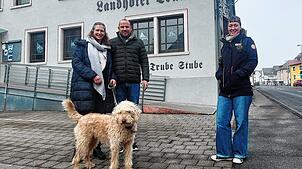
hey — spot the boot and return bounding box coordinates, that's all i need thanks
[93,144,106,160]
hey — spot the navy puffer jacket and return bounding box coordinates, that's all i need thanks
[110,33,149,83]
[70,40,113,113]
[215,30,258,98]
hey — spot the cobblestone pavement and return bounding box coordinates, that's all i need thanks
[0,111,233,169]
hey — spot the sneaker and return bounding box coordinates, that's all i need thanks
[232,158,243,164]
[210,155,232,162]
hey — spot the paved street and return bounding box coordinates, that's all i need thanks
[0,110,232,169]
[257,86,302,117]
[235,89,302,169]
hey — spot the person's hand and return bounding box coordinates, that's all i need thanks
[109,79,116,88]
[93,75,102,84]
[141,80,148,91]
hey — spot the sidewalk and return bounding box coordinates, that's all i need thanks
[0,103,234,169]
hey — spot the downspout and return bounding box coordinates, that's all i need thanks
[214,0,222,96]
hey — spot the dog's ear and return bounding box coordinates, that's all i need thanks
[112,105,122,115]
[133,105,142,118]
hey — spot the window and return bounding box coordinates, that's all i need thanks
[132,19,154,53]
[11,0,31,9]
[58,23,84,62]
[25,27,48,64]
[159,15,184,53]
[63,28,81,60]
[0,0,3,11]
[15,0,30,5]
[293,66,296,71]
[29,32,45,63]
[126,9,188,56]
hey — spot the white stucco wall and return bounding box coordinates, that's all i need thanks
[0,0,219,105]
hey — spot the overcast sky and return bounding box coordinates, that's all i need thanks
[235,0,302,70]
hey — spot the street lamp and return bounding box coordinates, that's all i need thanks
[297,44,302,53]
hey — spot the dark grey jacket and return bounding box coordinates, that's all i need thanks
[110,33,149,83]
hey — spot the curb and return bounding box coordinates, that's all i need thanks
[142,104,216,115]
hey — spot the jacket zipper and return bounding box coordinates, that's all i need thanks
[222,67,225,88]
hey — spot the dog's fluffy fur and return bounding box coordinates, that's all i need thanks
[62,99,141,169]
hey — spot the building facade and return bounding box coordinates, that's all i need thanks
[0,0,234,106]
[289,62,302,86]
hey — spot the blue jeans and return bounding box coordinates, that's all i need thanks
[116,82,140,104]
[216,96,252,159]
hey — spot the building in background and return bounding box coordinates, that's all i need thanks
[288,53,302,86]
[250,70,262,86]
[275,62,290,86]
[261,68,277,85]
[0,0,235,106]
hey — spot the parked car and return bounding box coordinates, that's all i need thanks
[293,80,302,87]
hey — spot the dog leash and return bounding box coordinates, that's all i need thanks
[141,84,145,113]
[108,83,118,106]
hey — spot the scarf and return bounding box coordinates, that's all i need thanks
[86,37,111,100]
[225,34,238,42]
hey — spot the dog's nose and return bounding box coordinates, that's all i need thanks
[122,119,126,123]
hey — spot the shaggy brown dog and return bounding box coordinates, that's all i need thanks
[62,99,141,169]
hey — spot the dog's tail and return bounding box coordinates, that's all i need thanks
[62,99,82,123]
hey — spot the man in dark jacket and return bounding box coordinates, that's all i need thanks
[211,16,258,164]
[110,19,150,151]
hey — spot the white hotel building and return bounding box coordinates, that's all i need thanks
[0,0,235,106]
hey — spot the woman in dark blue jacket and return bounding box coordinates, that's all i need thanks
[70,22,115,159]
[211,16,258,164]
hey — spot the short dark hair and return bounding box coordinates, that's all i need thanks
[118,18,132,28]
[228,16,241,25]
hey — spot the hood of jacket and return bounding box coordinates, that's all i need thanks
[74,39,88,47]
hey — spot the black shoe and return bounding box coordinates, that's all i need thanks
[132,143,138,151]
[119,147,124,153]
[93,147,106,160]
[119,143,138,153]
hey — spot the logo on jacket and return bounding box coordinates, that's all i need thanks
[251,44,256,50]
[235,43,243,51]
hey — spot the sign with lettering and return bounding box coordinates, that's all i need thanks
[150,60,203,72]
[2,40,21,62]
[97,0,182,12]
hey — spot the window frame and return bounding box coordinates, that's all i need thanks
[0,0,3,11]
[126,9,189,57]
[11,0,31,9]
[24,27,48,64]
[158,14,184,53]
[58,22,84,63]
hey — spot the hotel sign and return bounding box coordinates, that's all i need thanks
[97,0,182,12]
